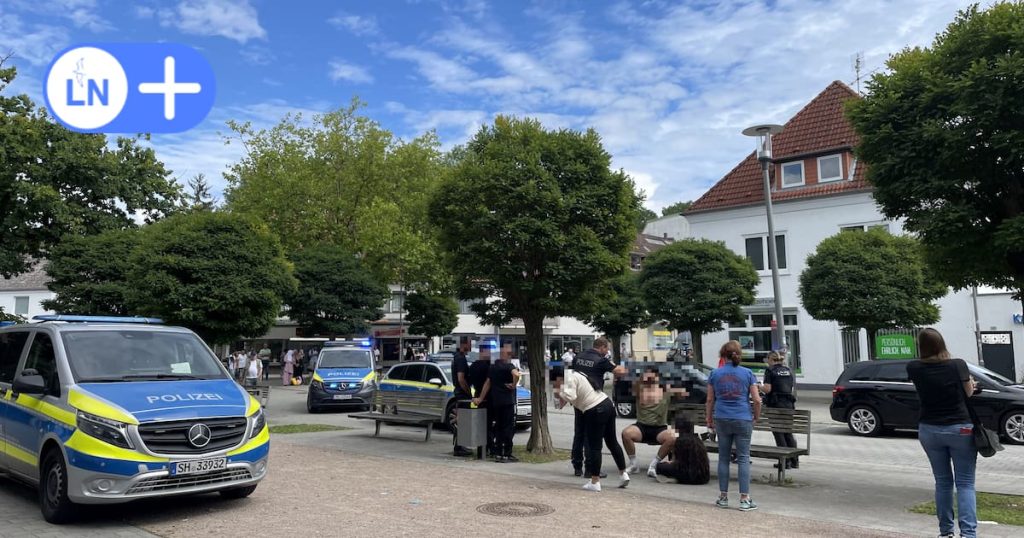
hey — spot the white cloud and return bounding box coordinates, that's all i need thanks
[328,12,379,36]
[6,0,112,33]
[328,60,373,84]
[240,45,275,66]
[0,13,70,66]
[158,0,266,44]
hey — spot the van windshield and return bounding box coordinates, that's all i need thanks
[62,330,226,382]
[318,349,371,369]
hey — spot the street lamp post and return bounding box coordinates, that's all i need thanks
[742,124,787,353]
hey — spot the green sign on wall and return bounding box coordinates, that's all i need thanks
[876,334,916,359]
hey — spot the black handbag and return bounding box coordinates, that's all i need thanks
[954,364,1004,457]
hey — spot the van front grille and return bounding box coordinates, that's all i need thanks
[137,417,247,455]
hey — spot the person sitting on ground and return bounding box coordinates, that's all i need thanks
[621,368,689,478]
[655,416,710,485]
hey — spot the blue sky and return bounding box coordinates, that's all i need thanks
[1,0,974,212]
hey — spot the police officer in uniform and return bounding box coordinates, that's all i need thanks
[760,350,798,469]
[452,341,473,457]
[568,337,625,476]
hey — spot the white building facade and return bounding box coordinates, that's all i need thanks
[0,262,55,321]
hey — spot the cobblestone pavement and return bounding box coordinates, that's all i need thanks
[0,477,155,538]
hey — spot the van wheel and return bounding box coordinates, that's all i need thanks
[847,405,882,437]
[220,484,258,499]
[40,450,77,524]
[1001,410,1024,445]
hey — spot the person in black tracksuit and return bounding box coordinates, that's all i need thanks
[468,347,494,456]
[451,342,473,457]
[569,337,624,476]
[474,345,520,462]
[760,351,799,469]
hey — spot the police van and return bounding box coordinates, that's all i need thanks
[307,339,377,413]
[0,316,269,523]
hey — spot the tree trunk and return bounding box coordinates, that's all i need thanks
[611,334,622,363]
[523,313,553,454]
[691,331,703,365]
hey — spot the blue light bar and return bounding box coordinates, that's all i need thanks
[324,338,373,347]
[0,321,17,327]
[33,314,164,324]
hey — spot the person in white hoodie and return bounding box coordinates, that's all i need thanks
[552,366,629,492]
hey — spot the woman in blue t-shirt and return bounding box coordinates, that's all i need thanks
[706,340,762,511]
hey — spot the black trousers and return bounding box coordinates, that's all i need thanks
[769,399,799,464]
[571,408,585,468]
[492,404,516,457]
[582,399,626,478]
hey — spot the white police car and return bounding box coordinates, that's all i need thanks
[0,316,269,523]
[307,340,377,413]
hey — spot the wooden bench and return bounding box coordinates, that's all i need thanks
[670,403,811,481]
[347,390,441,442]
[349,411,436,441]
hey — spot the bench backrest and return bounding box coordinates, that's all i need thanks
[373,389,444,420]
[669,403,812,454]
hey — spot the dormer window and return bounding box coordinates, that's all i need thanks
[817,154,843,182]
[781,161,804,187]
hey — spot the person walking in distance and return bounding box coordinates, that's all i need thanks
[474,344,520,462]
[759,350,799,469]
[707,340,761,511]
[552,366,630,491]
[569,337,625,476]
[451,341,474,457]
[907,328,979,538]
[235,350,248,382]
[621,368,688,478]
[282,349,295,386]
[561,346,575,369]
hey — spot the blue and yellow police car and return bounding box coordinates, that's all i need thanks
[0,315,269,523]
[306,340,377,413]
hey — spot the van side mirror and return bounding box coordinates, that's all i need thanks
[428,377,443,386]
[14,369,46,395]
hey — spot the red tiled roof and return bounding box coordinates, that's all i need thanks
[687,81,871,214]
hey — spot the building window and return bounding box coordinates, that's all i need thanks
[727,312,801,370]
[841,223,889,233]
[14,296,29,315]
[781,161,804,187]
[744,235,787,272]
[630,254,643,270]
[458,298,483,315]
[817,154,843,182]
[387,293,404,314]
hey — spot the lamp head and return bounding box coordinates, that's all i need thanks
[742,124,783,162]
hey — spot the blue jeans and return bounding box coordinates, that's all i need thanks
[918,422,977,538]
[715,418,753,495]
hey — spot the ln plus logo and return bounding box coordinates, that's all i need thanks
[44,43,215,133]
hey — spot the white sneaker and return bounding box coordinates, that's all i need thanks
[618,471,630,488]
[654,471,673,484]
[626,462,640,474]
[647,467,658,479]
[582,481,601,492]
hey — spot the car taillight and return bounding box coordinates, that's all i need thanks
[832,385,844,397]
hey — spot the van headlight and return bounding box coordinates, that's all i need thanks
[77,411,133,449]
[250,408,266,438]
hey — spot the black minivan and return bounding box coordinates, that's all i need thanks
[830,359,1024,444]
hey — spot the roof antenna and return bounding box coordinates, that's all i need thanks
[851,52,864,95]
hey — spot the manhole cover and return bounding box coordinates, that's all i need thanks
[476,502,555,518]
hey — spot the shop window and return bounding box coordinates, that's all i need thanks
[728,313,801,370]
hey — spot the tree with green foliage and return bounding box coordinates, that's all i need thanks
[661,200,692,216]
[224,99,449,291]
[0,61,182,278]
[185,174,217,212]
[638,239,759,364]
[636,207,658,232]
[128,212,296,345]
[846,2,1024,311]
[43,229,140,316]
[285,245,388,339]
[431,116,640,453]
[404,292,458,350]
[583,271,650,361]
[800,229,947,359]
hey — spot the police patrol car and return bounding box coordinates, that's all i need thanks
[307,340,377,413]
[0,316,269,523]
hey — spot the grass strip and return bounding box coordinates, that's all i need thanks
[269,423,352,434]
[909,492,1024,526]
[510,445,572,464]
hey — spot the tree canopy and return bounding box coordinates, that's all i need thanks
[800,229,947,358]
[431,116,641,452]
[285,245,388,338]
[638,238,759,364]
[128,212,296,345]
[846,2,1024,306]
[404,292,458,344]
[0,62,182,278]
[43,228,140,316]
[583,271,650,361]
[661,200,692,216]
[224,99,449,290]
[635,207,658,232]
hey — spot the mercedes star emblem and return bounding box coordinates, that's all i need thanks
[187,423,212,448]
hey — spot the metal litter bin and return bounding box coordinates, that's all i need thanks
[456,400,487,459]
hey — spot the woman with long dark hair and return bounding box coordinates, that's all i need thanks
[706,340,761,511]
[907,328,978,538]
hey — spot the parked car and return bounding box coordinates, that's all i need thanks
[0,315,269,524]
[376,360,532,431]
[612,361,711,418]
[830,359,1024,444]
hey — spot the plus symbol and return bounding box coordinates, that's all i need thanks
[137,56,202,120]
